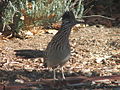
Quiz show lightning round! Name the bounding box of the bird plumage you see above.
[44,10,79,79]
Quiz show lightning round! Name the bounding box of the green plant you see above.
[1,1,24,38]
[2,0,84,36]
[29,0,84,25]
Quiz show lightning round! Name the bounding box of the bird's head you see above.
[62,11,85,25]
[62,11,75,22]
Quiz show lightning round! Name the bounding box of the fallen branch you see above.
[82,15,115,20]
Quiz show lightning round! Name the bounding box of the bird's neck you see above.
[52,22,75,44]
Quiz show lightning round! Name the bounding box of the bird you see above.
[44,10,83,80]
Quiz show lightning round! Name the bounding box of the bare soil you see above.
[0,26,120,87]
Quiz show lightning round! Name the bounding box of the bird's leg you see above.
[53,68,58,80]
[61,67,65,79]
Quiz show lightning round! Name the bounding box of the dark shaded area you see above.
[0,69,80,85]
[0,0,9,32]
[0,69,120,89]
[0,69,52,83]
[14,49,45,58]
[84,0,120,27]
[1,12,24,39]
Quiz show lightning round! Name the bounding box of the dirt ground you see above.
[0,26,120,88]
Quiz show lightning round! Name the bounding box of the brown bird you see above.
[44,10,83,80]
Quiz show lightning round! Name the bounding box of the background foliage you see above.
[0,0,119,37]
[0,0,84,33]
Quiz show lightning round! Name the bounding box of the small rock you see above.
[45,29,58,34]
[25,31,33,36]
[81,69,92,77]
[96,56,112,63]
[96,57,105,63]
[15,79,24,83]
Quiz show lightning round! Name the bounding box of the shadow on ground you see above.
[0,69,53,84]
[0,69,77,84]
[14,49,45,58]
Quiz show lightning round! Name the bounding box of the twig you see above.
[2,22,6,32]
[70,0,79,8]
[82,15,115,20]
[85,0,95,6]
[84,5,94,15]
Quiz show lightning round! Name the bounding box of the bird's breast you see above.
[46,44,70,67]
